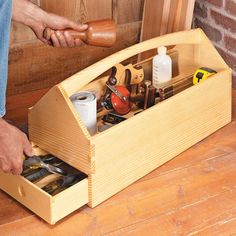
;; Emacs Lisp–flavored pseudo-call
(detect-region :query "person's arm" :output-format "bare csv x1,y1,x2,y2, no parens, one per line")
12,0,88,47
0,119,33,175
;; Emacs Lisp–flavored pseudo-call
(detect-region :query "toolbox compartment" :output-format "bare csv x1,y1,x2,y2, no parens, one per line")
0,29,232,224
0,147,88,224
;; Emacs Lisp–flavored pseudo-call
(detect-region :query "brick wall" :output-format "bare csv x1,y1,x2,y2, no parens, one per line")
193,0,236,86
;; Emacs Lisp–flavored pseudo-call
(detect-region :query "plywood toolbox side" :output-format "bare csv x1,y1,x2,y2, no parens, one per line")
28,29,232,211
90,69,232,207
28,86,95,175
29,29,205,172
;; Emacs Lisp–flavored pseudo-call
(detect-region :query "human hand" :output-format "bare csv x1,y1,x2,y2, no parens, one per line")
0,119,33,175
30,12,88,47
12,0,88,47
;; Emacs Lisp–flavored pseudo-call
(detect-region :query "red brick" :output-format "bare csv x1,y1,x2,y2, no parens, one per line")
225,35,236,54
198,0,222,7
232,73,236,89
216,46,236,71
194,1,208,18
194,18,222,43
211,10,236,33
226,0,236,16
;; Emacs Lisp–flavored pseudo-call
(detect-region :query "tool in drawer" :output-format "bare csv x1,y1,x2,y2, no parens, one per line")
22,154,54,175
23,157,64,182
24,156,67,176
24,168,50,183
42,173,87,196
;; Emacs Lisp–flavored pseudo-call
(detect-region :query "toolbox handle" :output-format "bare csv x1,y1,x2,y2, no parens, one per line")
60,29,203,97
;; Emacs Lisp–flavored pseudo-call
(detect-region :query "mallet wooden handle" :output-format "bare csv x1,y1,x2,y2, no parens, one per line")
43,19,116,48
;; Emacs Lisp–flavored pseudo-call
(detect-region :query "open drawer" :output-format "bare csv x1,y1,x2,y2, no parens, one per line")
0,147,88,224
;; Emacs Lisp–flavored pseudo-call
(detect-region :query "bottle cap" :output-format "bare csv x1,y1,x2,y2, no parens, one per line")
158,46,167,55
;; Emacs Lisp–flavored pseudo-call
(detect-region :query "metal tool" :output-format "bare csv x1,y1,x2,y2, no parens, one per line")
101,71,132,115
105,82,127,102
130,80,157,110
22,154,55,176
24,156,67,176
23,157,64,182
102,112,127,124
24,168,50,183
143,80,152,110
42,173,87,196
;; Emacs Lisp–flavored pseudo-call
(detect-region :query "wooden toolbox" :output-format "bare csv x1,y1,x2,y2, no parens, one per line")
0,29,232,224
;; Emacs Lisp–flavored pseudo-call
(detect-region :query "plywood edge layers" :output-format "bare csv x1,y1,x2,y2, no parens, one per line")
28,86,95,174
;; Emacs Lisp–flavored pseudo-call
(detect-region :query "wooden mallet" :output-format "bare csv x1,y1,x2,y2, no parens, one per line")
43,19,116,47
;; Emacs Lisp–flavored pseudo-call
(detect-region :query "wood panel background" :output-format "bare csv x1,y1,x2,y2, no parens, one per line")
6,0,195,127
6,0,144,126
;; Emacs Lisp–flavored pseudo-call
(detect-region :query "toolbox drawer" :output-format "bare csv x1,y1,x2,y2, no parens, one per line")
0,147,88,224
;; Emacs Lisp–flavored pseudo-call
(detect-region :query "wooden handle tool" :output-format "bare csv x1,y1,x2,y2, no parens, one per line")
43,19,116,47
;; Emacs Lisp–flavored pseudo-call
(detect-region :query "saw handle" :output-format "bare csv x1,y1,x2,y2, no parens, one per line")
43,19,116,48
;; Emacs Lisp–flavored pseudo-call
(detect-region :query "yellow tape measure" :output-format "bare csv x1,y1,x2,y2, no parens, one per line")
193,67,217,85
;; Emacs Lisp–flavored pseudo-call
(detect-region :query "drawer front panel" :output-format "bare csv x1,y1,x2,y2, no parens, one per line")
0,172,88,224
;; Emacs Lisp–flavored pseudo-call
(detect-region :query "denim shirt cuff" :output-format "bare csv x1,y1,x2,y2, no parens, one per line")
0,108,6,118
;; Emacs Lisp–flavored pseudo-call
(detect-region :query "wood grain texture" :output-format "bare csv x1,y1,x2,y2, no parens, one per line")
10,0,40,45
0,172,52,223
139,0,196,60
5,88,49,126
0,172,88,224
90,69,231,207
113,0,144,24
7,0,141,125
138,0,170,60
28,86,95,174
1,95,236,234
29,29,231,211
10,22,36,45
41,0,112,22
40,0,80,21
7,22,140,97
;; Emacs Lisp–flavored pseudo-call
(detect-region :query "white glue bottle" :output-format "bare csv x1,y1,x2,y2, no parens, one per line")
152,46,172,89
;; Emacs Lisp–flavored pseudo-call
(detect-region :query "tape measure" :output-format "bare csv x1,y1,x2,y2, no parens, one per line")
193,67,217,85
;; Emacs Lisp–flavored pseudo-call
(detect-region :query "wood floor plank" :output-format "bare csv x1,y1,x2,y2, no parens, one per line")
108,189,236,236
0,191,31,226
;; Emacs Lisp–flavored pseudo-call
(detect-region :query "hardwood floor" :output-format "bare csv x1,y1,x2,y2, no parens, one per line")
0,90,236,236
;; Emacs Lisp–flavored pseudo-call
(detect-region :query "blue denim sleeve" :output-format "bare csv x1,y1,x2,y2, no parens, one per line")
0,0,12,117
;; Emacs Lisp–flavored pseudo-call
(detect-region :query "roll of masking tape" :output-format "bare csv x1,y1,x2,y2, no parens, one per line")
70,91,97,135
